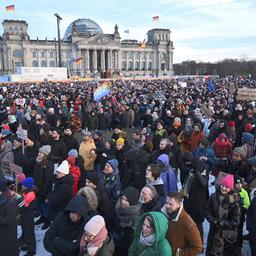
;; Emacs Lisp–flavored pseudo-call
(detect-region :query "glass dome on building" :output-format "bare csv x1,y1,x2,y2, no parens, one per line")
63,18,103,41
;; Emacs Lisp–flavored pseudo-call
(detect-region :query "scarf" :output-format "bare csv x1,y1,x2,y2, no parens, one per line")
146,177,164,186
86,227,108,256
115,201,140,228
182,171,196,199
155,129,166,137
139,232,156,247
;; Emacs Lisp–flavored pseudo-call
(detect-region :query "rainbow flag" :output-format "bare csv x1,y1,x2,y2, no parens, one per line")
6,5,15,13
94,81,110,102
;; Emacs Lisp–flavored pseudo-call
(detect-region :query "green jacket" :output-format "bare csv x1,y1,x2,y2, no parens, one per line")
128,211,172,256
239,188,250,210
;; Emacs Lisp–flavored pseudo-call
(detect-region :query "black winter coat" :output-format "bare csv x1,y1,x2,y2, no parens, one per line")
50,138,68,164
205,190,241,256
47,174,73,220
0,195,19,256
140,196,162,214
44,195,88,256
33,159,54,201
63,135,79,152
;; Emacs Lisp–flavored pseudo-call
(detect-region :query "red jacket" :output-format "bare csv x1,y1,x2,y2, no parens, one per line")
69,165,81,196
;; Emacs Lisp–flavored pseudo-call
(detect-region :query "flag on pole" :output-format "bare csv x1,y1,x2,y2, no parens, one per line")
124,29,129,34
139,39,146,48
152,16,159,21
94,81,111,102
5,5,15,13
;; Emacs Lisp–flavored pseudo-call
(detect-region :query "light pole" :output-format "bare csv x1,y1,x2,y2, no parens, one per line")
54,13,62,67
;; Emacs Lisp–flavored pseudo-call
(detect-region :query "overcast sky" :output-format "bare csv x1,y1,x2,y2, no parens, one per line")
1,0,255,63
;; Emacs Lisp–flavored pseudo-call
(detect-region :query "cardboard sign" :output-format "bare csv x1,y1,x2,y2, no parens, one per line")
200,103,214,117
2,160,23,181
237,88,256,101
16,127,28,140
15,98,26,106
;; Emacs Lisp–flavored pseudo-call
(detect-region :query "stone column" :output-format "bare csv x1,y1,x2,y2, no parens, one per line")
93,49,97,71
139,51,141,71
145,52,148,70
101,49,105,71
132,52,135,71
37,49,39,67
109,50,112,71
169,51,173,70
117,50,121,71
126,51,128,71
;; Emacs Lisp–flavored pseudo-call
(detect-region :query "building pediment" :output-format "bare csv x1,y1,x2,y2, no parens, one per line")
75,34,120,48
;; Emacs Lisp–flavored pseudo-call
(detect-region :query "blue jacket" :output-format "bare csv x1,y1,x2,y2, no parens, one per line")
246,194,256,234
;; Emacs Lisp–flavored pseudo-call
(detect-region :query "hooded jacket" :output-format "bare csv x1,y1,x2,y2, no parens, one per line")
157,154,177,197
0,140,14,180
44,195,88,256
128,211,172,256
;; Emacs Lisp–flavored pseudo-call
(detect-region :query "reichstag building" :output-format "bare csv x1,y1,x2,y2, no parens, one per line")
0,18,174,78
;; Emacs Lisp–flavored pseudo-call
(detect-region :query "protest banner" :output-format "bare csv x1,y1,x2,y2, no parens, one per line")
236,88,256,101
200,103,214,117
2,160,23,181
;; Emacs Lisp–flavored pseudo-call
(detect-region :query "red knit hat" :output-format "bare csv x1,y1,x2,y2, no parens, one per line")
244,123,253,132
228,121,235,127
220,174,234,190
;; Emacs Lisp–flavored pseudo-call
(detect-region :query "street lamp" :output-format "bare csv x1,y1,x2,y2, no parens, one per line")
54,13,62,67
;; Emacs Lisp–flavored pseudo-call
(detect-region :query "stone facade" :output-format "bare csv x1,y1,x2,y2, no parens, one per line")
0,19,174,78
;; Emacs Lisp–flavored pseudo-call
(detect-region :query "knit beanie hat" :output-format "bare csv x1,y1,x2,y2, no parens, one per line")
244,123,253,132
233,147,246,159
22,177,35,189
116,138,125,146
66,156,76,166
228,121,236,127
121,186,139,206
144,140,153,152
27,134,36,143
84,215,105,236
234,175,242,184
220,174,234,190
39,145,51,156
0,179,7,193
16,173,26,182
68,149,78,158
182,151,194,162
194,123,202,130
56,160,69,175
86,172,100,186
242,132,255,144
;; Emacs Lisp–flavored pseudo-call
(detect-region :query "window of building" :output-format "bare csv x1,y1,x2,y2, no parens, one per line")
162,52,167,60
49,61,55,67
33,51,37,58
32,60,38,67
122,52,126,59
135,61,140,70
41,51,45,58
148,61,152,70
15,62,22,68
122,61,126,70
142,61,145,70
49,52,54,58
129,52,132,59
13,49,22,57
41,61,47,67
161,63,166,71
128,61,133,70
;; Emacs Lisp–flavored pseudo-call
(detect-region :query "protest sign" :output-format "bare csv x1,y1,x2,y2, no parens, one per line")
236,88,256,101
2,160,23,181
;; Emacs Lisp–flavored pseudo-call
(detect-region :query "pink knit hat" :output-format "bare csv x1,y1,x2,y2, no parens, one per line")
220,174,234,190
84,215,105,236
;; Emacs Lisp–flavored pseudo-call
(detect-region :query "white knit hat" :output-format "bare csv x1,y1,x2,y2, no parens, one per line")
84,215,105,236
56,160,69,175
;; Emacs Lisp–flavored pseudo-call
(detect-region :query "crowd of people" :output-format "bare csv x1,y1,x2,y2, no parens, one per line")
0,76,256,256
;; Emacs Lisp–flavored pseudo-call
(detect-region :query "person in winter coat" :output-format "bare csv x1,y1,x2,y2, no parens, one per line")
79,215,115,256
78,186,99,218
44,195,89,256
246,190,256,256
67,156,81,197
161,192,202,256
0,137,14,180
156,154,177,198
50,128,68,164
46,160,74,221
93,131,105,174
101,159,121,208
63,127,79,152
241,132,255,159
128,211,172,256
114,187,140,256
0,179,19,256
33,145,54,230
17,177,37,256
145,164,165,200
139,185,162,214
152,121,168,150
100,139,116,171
205,174,241,256
79,131,96,171
189,123,205,151
182,159,209,242
208,119,231,144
